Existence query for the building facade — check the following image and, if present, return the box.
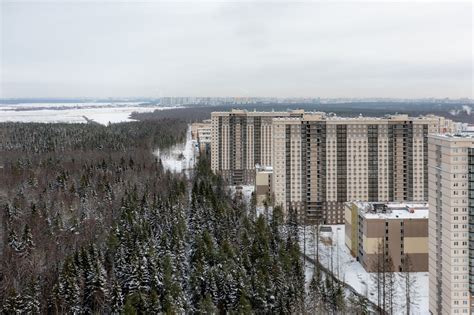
[273,113,450,224]
[210,109,458,224]
[255,166,273,208]
[210,109,304,184]
[191,120,212,155]
[344,201,429,272]
[428,133,474,315]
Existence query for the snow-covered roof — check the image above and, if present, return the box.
[352,202,429,220]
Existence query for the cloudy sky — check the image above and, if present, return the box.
[1,0,472,98]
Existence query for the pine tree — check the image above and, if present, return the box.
[20,224,35,255]
[8,229,21,252]
[110,280,124,314]
[58,258,81,313]
[22,278,41,314]
[198,293,217,314]
[3,288,23,314]
[306,267,322,312]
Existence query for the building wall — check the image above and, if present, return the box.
[428,135,474,315]
[255,170,272,207]
[358,217,428,272]
[211,110,304,185]
[272,118,304,221]
[273,115,444,225]
[211,110,454,225]
[344,203,359,257]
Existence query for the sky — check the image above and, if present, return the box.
[0,0,472,99]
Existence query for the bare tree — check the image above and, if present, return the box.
[399,255,418,314]
[384,255,398,314]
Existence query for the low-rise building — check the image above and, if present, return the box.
[191,120,211,155]
[345,201,429,272]
[255,166,273,208]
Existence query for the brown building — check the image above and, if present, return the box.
[255,166,273,208]
[345,201,428,272]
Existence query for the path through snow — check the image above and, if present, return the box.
[154,126,198,174]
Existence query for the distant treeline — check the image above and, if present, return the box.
[132,102,473,123]
[0,119,187,154]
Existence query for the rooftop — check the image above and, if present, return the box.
[351,201,429,220]
[429,132,474,140]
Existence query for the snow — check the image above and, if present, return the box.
[0,102,183,125]
[355,202,429,220]
[256,206,273,219]
[154,126,197,174]
[300,225,428,314]
[228,185,254,206]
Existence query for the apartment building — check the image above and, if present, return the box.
[273,113,451,224]
[428,133,474,315]
[210,109,457,224]
[210,109,304,184]
[191,120,212,155]
[345,201,429,272]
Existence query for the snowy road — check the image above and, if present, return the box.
[154,126,198,174]
[300,225,428,314]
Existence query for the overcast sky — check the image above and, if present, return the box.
[1,0,472,98]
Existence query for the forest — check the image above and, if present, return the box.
[0,116,380,314]
[0,119,308,314]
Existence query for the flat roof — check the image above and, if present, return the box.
[429,133,474,140]
[351,201,429,220]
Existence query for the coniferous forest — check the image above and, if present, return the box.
[0,119,305,313]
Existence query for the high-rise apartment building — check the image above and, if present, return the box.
[273,113,450,224]
[211,109,458,224]
[210,109,304,184]
[428,133,474,315]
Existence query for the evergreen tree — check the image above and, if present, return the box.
[58,258,81,313]
[3,288,23,314]
[20,224,35,255]
[22,278,41,314]
[110,280,124,314]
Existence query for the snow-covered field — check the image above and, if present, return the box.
[300,225,428,314]
[154,126,198,173]
[0,102,182,124]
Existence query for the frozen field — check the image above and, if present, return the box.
[0,102,182,124]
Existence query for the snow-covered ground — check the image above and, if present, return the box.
[300,225,428,314]
[256,206,273,219]
[154,126,198,173]
[0,102,183,124]
[228,185,254,205]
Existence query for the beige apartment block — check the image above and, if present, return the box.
[272,113,453,224]
[345,201,429,273]
[210,109,458,224]
[211,109,304,185]
[428,133,474,315]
